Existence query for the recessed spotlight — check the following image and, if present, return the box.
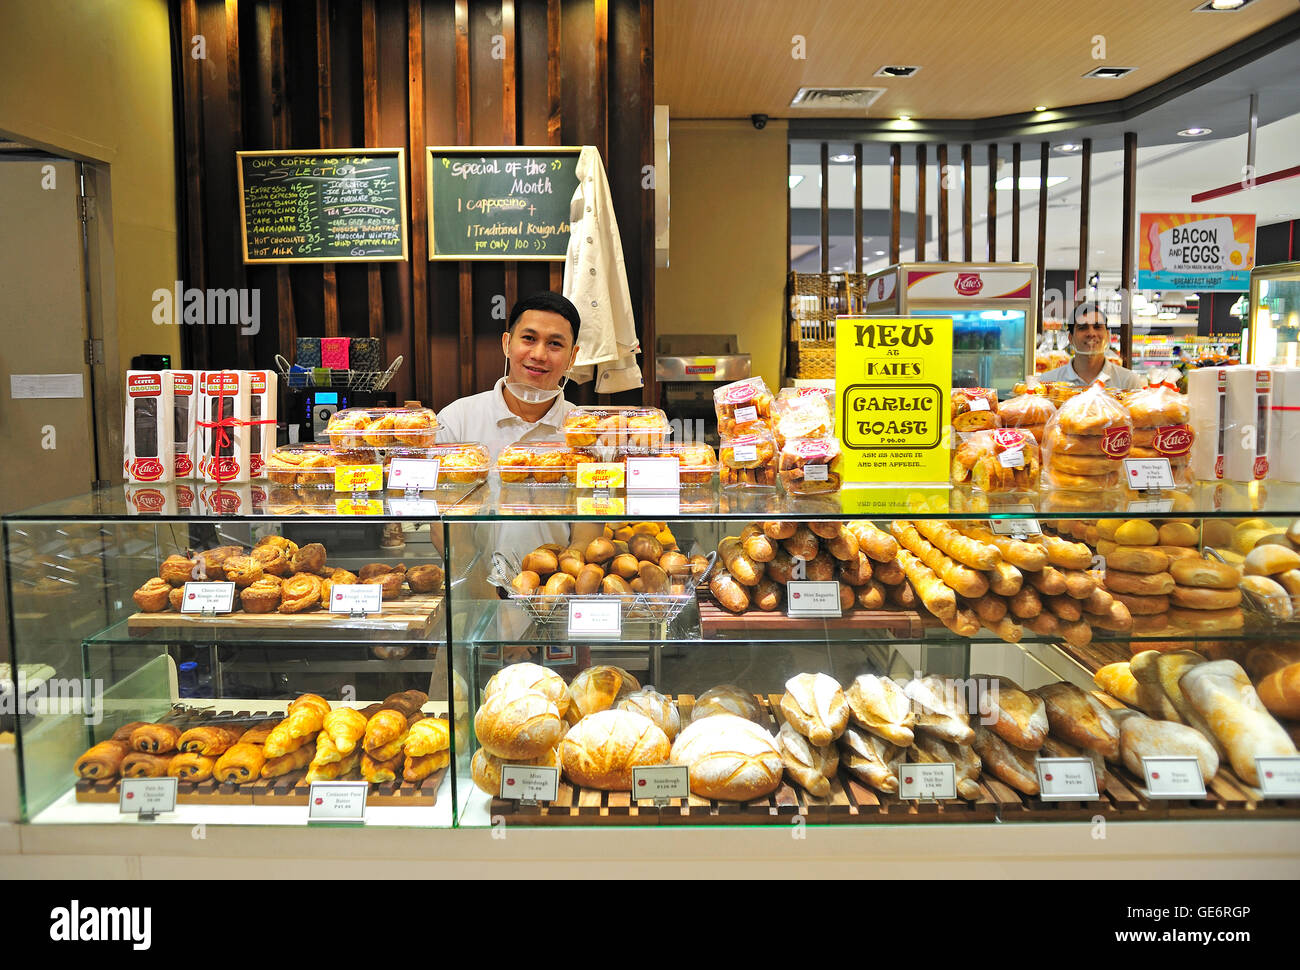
[874,250,886,256]
[897,114,912,122]
[788,175,804,188]
[1054,143,1082,153]
[1195,0,1255,10]
[874,65,921,78]
[1034,105,1048,112]
[1177,127,1212,137]
[830,153,856,163]
[1083,66,1135,79]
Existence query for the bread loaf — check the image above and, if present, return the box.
[618,686,682,741]
[977,675,1048,750]
[1032,681,1119,759]
[1244,544,1300,577]
[1258,662,1300,720]
[779,672,850,745]
[1180,660,1297,786]
[560,709,670,790]
[1169,557,1240,589]
[483,662,570,720]
[670,714,784,801]
[691,684,765,724]
[567,665,641,722]
[1094,662,1141,710]
[904,675,974,745]
[1117,712,1219,783]
[471,745,558,796]
[776,721,838,797]
[911,732,984,800]
[474,689,563,759]
[972,725,1039,795]
[845,674,916,746]
[837,725,901,793]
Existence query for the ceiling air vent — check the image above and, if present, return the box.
[1083,66,1136,79]
[874,65,920,78]
[790,87,887,109]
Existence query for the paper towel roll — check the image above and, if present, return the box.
[1225,366,1272,482]
[1188,366,1230,481]
[1269,365,1300,483]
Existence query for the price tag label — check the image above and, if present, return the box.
[632,765,690,800]
[803,464,829,481]
[1142,756,1207,799]
[1127,498,1175,514]
[334,464,384,492]
[968,398,991,412]
[627,492,681,518]
[785,580,842,618]
[576,462,626,489]
[998,449,1025,469]
[334,498,384,515]
[180,581,235,613]
[1035,757,1100,801]
[119,777,178,815]
[897,763,957,800]
[388,458,441,489]
[329,584,383,615]
[499,764,559,801]
[1255,756,1300,797]
[990,517,1041,536]
[388,498,441,517]
[1122,458,1175,490]
[733,405,759,424]
[732,444,758,464]
[567,598,622,637]
[308,781,368,821]
[625,456,681,491]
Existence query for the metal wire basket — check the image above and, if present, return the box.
[489,548,717,626]
[275,354,404,392]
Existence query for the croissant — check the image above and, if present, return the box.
[75,739,131,779]
[168,752,215,781]
[213,743,267,784]
[129,723,181,754]
[261,742,316,778]
[289,693,331,718]
[306,747,361,782]
[403,750,450,782]
[121,752,174,778]
[365,708,409,754]
[111,721,151,742]
[177,725,242,756]
[380,689,428,717]
[362,752,403,783]
[238,722,277,745]
[368,714,418,762]
[263,720,313,759]
[263,699,328,757]
[404,717,451,757]
[311,729,342,768]
[321,707,368,755]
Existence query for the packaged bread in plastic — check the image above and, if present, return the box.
[1042,380,1132,491]
[773,390,834,444]
[778,436,842,494]
[719,430,777,487]
[997,387,1056,443]
[951,387,1000,432]
[714,377,775,436]
[950,428,1041,492]
[1122,379,1193,481]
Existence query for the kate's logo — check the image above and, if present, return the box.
[955,273,983,296]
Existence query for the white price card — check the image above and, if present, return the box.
[998,449,1025,468]
[625,456,681,491]
[329,584,383,614]
[387,458,441,489]
[119,777,177,815]
[786,580,843,618]
[968,398,991,412]
[1142,756,1206,799]
[732,444,758,463]
[180,581,235,613]
[990,517,1041,536]
[1255,756,1300,797]
[733,405,759,424]
[499,765,559,801]
[1122,457,1175,490]
[1035,757,1100,801]
[803,464,829,481]
[308,782,368,821]
[1127,498,1175,514]
[627,492,681,518]
[632,765,690,800]
[897,763,957,800]
[567,598,622,637]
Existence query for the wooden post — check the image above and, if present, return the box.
[889,143,901,264]
[361,0,384,342]
[937,144,949,260]
[455,0,473,398]
[961,143,972,261]
[915,144,927,261]
[987,143,997,261]
[1011,142,1021,262]
[1120,132,1137,368]
[316,0,340,340]
[1078,137,1092,311]
[820,142,830,272]
[854,143,863,272]
[407,0,431,404]
[1037,142,1048,318]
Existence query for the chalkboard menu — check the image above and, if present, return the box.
[237,149,409,263]
[427,147,581,260]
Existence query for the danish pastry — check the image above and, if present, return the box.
[220,555,263,588]
[160,553,197,586]
[240,576,283,613]
[256,534,299,555]
[326,409,371,448]
[121,751,175,778]
[358,562,404,582]
[75,739,131,779]
[132,577,172,612]
[289,542,327,574]
[168,752,215,781]
[362,571,406,599]
[130,723,181,754]
[250,543,292,576]
[278,572,323,613]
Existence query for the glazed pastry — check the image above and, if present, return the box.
[779,672,850,746]
[362,751,403,783]
[132,577,172,612]
[776,721,839,797]
[358,562,404,582]
[220,555,263,588]
[440,443,490,484]
[403,750,450,783]
[129,723,181,754]
[321,707,368,756]
[213,743,267,784]
[238,721,277,745]
[168,752,215,781]
[404,716,451,757]
[75,739,131,779]
[289,542,327,574]
[111,721,151,742]
[159,553,197,586]
[278,572,323,613]
[406,564,444,593]
[240,576,283,613]
[250,543,291,577]
[177,725,242,756]
[845,674,916,746]
[363,414,397,447]
[261,742,316,778]
[326,409,371,448]
[121,751,175,778]
[195,545,244,580]
[837,725,901,793]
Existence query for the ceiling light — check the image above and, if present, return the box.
[789,175,804,188]
[1054,143,1082,153]
[897,114,912,122]
[874,250,886,256]
[1211,0,1245,7]
[1177,127,1212,137]
[830,153,856,163]
[1034,105,1048,112]
[1195,0,1254,10]
[994,175,1068,190]
[1083,66,1135,79]
[874,65,921,78]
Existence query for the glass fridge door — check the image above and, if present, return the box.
[912,309,1027,399]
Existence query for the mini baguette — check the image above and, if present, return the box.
[1025,565,1068,596]
[891,521,989,599]
[1008,585,1043,618]
[985,560,1024,596]
[874,557,905,585]
[844,521,900,563]
[1038,534,1094,569]
[913,519,1003,570]
[958,523,1048,571]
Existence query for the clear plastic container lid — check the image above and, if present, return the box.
[628,442,719,485]
[718,430,777,469]
[386,442,490,486]
[497,440,599,484]
[264,445,344,488]
[326,406,439,448]
[774,392,834,440]
[562,406,671,448]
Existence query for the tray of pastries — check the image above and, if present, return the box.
[620,442,719,486]
[496,440,599,485]
[326,405,439,449]
[386,442,490,488]
[562,406,671,450]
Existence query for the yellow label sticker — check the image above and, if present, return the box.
[835,316,953,485]
[576,496,626,516]
[576,462,626,489]
[333,498,384,515]
[333,464,384,492]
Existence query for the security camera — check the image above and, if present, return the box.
[751,113,768,130]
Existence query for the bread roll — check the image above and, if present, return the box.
[567,665,641,722]
[484,662,570,719]
[1244,544,1300,577]
[670,714,784,801]
[560,710,670,790]
[1169,585,1242,610]
[1169,557,1240,590]
[1105,569,1174,596]
[1239,575,1293,620]
[618,686,681,741]
[1114,520,1159,546]
[1105,545,1170,574]
[1157,521,1198,547]
[473,689,563,760]
[1168,606,1244,633]
[471,745,558,796]
[1094,662,1142,708]
[779,673,850,745]
[691,684,764,725]
[1110,591,1170,615]
[1258,662,1300,720]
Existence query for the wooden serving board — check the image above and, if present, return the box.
[697,597,923,639]
[126,593,443,637]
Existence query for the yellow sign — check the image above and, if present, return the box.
[835,316,953,485]
[576,495,626,516]
[334,498,384,515]
[576,462,626,489]
[334,464,384,492]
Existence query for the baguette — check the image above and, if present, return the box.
[1058,618,1093,648]
[1062,568,1098,599]
[762,521,797,540]
[958,523,1048,571]
[887,578,918,609]
[1022,611,1060,637]
[781,525,820,561]
[837,551,874,586]
[985,560,1024,596]
[1025,565,1068,596]
[895,550,957,619]
[1044,594,1082,622]
[941,604,982,638]
[913,519,1003,570]
[855,580,886,610]
[739,524,777,563]
[891,520,989,598]
[844,520,900,563]
[1038,534,1094,570]
[808,521,842,540]
[1081,586,1115,615]
[1089,599,1134,633]
[873,557,905,585]
[719,536,764,587]
[709,567,751,613]
[825,525,860,562]
[1008,585,1043,618]
[970,593,1007,624]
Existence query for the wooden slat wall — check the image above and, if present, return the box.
[175,0,654,411]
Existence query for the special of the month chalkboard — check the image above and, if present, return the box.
[236,149,409,263]
[426,146,581,261]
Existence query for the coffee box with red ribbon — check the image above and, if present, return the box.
[167,370,199,479]
[124,371,175,484]
[197,370,252,484]
[247,369,278,479]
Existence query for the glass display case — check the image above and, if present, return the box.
[1245,260,1300,366]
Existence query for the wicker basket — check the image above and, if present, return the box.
[843,273,875,314]
[788,272,845,380]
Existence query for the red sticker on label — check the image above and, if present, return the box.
[129,457,165,481]
[1255,455,1269,480]
[1100,426,1131,458]
[993,428,1029,450]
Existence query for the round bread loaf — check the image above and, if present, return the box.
[1169,557,1240,590]
[483,662,570,719]
[560,709,670,790]
[617,686,682,741]
[1258,662,1300,720]
[1110,591,1170,615]
[1169,585,1242,610]
[1104,569,1174,596]
[669,713,784,801]
[1239,575,1293,619]
[1157,522,1199,547]
[567,664,641,723]
[1048,429,1105,455]
[691,684,765,724]
[473,688,563,759]
[1129,612,1170,634]
[1167,606,1244,633]
[471,745,558,796]
[1105,545,1170,574]
[1243,544,1300,577]
[1114,520,1159,546]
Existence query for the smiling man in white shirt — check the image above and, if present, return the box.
[1037,302,1147,390]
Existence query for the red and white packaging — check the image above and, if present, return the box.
[1225,366,1272,482]
[1268,366,1300,483]
[1188,366,1230,481]
[168,370,198,479]
[197,370,252,484]
[247,369,279,479]
[123,371,175,483]
[199,483,253,515]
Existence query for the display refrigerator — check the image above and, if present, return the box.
[1245,260,1300,366]
[855,262,1038,399]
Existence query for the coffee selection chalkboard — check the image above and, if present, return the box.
[237,149,409,263]
[427,147,580,260]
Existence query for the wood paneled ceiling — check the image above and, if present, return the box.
[657,0,1297,120]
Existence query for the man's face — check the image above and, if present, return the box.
[1070,313,1108,356]
[501,309,578,389]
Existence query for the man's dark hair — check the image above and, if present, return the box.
[1069,302,1107,331]
[507,291,581,344]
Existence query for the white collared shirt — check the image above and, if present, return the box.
[1037,357,1147,391]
